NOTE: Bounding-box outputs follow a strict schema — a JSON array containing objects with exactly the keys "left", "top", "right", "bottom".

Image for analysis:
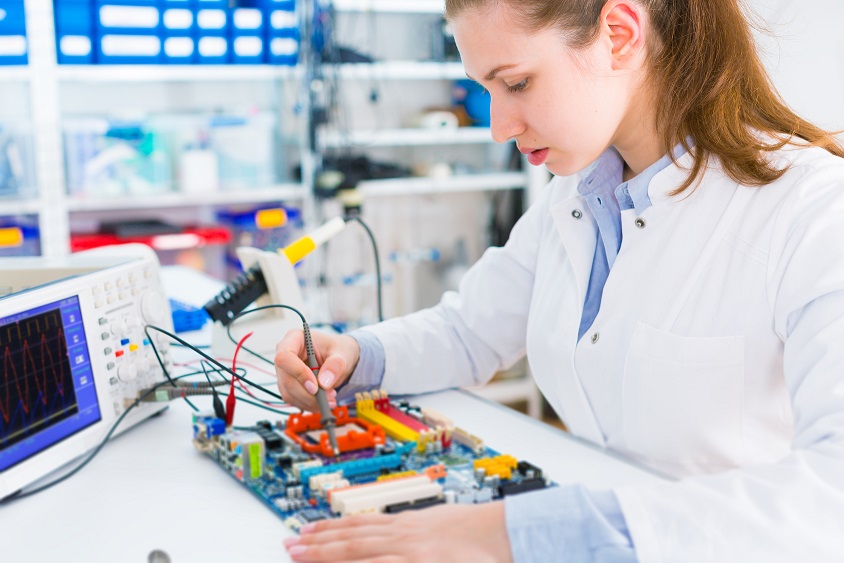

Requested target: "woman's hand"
[
  {"left": 274, "top": 330, "right": 360, "bottom": 412},
  {"left": 282, "top": 502, "right": 513, "bottom": 563}
]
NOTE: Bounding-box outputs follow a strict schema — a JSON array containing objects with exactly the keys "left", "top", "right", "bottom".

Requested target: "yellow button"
[{"left": 129, "top": 344, "right": 139, "bottom": 352}]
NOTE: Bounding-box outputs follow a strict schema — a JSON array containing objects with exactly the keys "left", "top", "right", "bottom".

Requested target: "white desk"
[{"left": 0, "top": 388, "right": 666, "bottom": 563}]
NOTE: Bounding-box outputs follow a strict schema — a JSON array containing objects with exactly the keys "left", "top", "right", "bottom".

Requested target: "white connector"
[{"left": 329, "top": 475, "right": 443, "bottom": 515}]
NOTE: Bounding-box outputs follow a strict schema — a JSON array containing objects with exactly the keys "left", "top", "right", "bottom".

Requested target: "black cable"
[
  {"left": 225, "top": 303, "right": 307, "bottom": 367},
  {"left": 201, "top": 360, "right": 227, "bottom": 420},
  {"left": 0, "top": 371, "right": 202, "bottom": 504},
  {"left": 144, "top": 324, "right": 284, "bottom": 403},
  {"left": 344, "top": 214, "right": 384, "bottom": 323}
]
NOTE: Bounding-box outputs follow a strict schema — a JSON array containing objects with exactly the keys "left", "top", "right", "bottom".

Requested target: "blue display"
[{"left": 0, "top": 297, "right": 101, "bottom": 472}]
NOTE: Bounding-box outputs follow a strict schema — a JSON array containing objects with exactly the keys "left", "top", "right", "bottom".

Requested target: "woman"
[{"left": 276, "top": 0, "right": 844, "bottom": 560}]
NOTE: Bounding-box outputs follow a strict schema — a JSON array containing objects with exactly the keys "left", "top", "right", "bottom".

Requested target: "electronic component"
[
  {"left": 0, "top": 244, "right": 173, "bottom": 500},
  {"left": 497, "top": 477, "right": 547, "bottom": 497},
  {"left": 192, "top": 394, "right": 554, "bottom": 530}
]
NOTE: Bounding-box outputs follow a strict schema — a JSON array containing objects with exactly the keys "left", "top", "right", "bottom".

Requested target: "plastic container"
[
  {"left": 0, "top": 121, "right": 36, "bottom": 200},
  {"left": 207, "top": 112, "right": 276, "bottom": 189},
  {"left": 0, "top": 218, "right": 39, "bottom": 257},
  {"left": 265, "top": 0, "right": 298, "bottom": 66},
  {"left": 216, "top": 205, "right": 302, "bottom": 277},
  {"left": 194, "top": 5, "right": 229, "bottom": 64},
  {"left": 63, "top": 117, "right": 173, "bottom": 197},
  {"left": 70, "top": 225, "right": 231, "bottom": 278}
]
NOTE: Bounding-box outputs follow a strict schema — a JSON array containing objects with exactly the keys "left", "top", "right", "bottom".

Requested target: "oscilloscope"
[{"left": 0, "top": 244, "right": 173, "bottom": 499}]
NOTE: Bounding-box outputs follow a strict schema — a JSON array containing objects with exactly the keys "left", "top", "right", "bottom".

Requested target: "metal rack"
[{"left": 1, "top": 0, "right": 546, "bottom": 417}]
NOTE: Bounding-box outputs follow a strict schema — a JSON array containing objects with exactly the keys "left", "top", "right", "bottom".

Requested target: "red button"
[{"left": 115, "top": 350, "right": 124, "bottom": 357}]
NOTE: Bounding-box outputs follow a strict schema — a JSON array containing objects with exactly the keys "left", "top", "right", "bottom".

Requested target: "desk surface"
[{"left": 1, "top": 387, "right": 664, "bottom": 563}]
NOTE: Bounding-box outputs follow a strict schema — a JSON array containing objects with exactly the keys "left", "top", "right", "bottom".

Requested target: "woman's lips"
[{"left": 524, "top": 148, "right": 549, "bottom": 166}]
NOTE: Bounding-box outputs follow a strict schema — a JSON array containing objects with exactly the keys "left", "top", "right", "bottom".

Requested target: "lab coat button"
[
  {"left": 634, "top": 218, "right": 646, "bottom": 229},
  {"left": 591, "top": 332, "right": 600, "bottom": 344},
  {"left": 572, "top": 209, "right": 583, "bottom": 219}
]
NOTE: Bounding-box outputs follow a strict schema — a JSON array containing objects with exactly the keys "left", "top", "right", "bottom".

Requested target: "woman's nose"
[{"left": 489, "top": 95, "right": 525, "bottom": 144}]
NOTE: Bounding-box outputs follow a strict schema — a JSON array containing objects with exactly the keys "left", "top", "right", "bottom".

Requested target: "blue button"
[{"left": 120, "top": 338, "right": 130, "bottom": 346}]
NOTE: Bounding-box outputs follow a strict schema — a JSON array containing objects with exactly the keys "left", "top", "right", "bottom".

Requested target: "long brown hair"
[{"left": 445, "top": 0, "right": 844, "bottom": 194}]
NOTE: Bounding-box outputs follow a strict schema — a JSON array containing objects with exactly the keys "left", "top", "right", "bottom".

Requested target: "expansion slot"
[
  {"left": 329, "top": 475, "right": 443, "bottom": 515},
  {"left": 356, "top": 392, "right": 419, "bottom": 443}
]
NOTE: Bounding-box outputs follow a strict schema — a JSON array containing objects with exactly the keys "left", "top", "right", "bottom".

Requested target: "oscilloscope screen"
[{"left": 0, "top": 297, "right": 102, "bottom": 472}]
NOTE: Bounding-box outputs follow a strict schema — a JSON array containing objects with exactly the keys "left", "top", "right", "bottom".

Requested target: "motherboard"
[{"left": 191, "top": 390, "right": 551, "bottom": 531}]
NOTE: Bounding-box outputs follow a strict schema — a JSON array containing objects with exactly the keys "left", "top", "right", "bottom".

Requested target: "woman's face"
[{"left": 452, "top": 4, "right": 642, "bottom": 176}]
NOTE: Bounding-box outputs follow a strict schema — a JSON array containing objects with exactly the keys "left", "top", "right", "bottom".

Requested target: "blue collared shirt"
[
  {"left": 340, "top": 146, "right": 685, "bottom": 562},
  {"left": 577, "top": 147, "right": 680, "bottom": 340}
]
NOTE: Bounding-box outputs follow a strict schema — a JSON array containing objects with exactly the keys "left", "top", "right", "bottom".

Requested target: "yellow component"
[
  {"left": 255, "top": 208, "right": 287, "bottom": 230},
  {"left": 282, "top": 237, "right": 317, "bottom": 265},
  {"left": 355, "top": 392, "right": 419, "bottom": 443},
  {"left": 129, "top": 343, "right": 139, "bottom": 352},
  {"left": 377, "top": 470, "right": 418, "bottom": 482},
  {"left": 0, "top": 227, "right": 23, "bottom": 248},
  {"left": 474, "top": 455, "right": 517, "bottom": 480}
]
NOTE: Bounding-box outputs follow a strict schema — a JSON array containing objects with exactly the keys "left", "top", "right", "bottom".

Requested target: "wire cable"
[
  {"left": 144, "top": 324, "right": 284, "bottom": 403},
  {"left": 344, "top": 214, "right": 384, "bottom": 323},
  {"left": 0, "top": 370, "right": 210, "bottom": 504}
]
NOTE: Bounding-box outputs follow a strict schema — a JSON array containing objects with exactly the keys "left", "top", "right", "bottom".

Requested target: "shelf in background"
[
  {"left": 66, "top": 184, "right": 307, "bottom": 212},
  {"left": 320, "top": 127, "right": 493, "bottom": 148},
  {"left": 55, "top": 65, "right": 300, "bottom": 83},
  {"left": 0, "top": 66, "right": 31, "bottom": 82},
  {"left": 327, "top": 61, "right": 465, "bottom": 80},
  {"left": 357, "top": 172, "right": 526, "bottom": 196},
  {"left": 0, "top": 197, "right": 41, "bottom": 215},
  {"left": 332, "top": 0, "right": 444, "bottom": 13}
]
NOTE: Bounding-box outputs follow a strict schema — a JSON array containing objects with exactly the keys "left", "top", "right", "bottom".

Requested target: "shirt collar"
[{"left": 577, "top": 142, "right": 689, "bottom": 213}]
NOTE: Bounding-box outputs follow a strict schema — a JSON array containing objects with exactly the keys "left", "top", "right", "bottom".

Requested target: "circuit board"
[{"left": 192, "top": 391, "right": 551, "bottom": 531}]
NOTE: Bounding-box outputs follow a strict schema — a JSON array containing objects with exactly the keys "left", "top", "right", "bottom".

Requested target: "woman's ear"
[{"left": 600, "top": 0, "right": 648, "bottom": 71}]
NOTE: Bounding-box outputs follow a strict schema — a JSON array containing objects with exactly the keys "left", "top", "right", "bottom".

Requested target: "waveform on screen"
[{"left": 0, "top": 309, "right": 79, "bottom": 449}]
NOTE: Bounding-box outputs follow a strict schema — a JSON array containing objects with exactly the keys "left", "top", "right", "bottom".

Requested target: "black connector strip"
[
  {"left": 203, "top": 264, "right": 269, "bottom": 326},
  {"left": 497, "top": 477, "right": 546, "bottom": 498},
  {"left": 516, "top": 460, "right": 544, "bottom": 480},
  {"left": 384, "top": 495, "right": 447, "bottom": 514}
]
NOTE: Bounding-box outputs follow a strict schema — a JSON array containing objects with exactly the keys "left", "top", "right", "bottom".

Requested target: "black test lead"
[{"left": 302, "top": 322, "right": 340, "bottom": 458}]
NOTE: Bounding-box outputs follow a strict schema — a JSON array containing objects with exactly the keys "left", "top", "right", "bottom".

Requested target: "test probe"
[{"left": 302, "top": 322, "right": 340, "bottom": 457}]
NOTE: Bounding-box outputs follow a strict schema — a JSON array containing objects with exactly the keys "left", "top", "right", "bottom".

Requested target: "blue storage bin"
[
  {"left": 231, "top": 6, "right": 262, "bottom": 33},
  {"left": 265, "top": 2, "right": 296, "bottom": 33},
  {"left": 162, "top": 34, "right": 194, "bottom": 63},
  {"left": 96, "top": 2, "right": 160, "bottom": 35},
  {"left": 264, "top": 0, "right": 294, "bottom": 10},
  {"left": 195, "top": 34, "right": 227, "bottom": 64},
  {"left": 56, "top": 33, "right": 94, "bottom": 64},
  {"left": 0, "top": 34, "right": 26, "bottom": 65},
  {"left": 97, "top": 33, "right": 162, "bottom": 64},
  {"left": 194, "top": 0, "right": 226, "bottom": 8},
  {"left": 194, "top": 6, "right": 227, "bottom": 35},
  {"left": 162, "top": 0, "right": 191, "bottom": 5},
  {"left": 161, "top": 6, "right": 194, "bottom": 35},
  {"left": 267, "top": 30, "right": 297, "bottom": 66},
  {"left": 55, "top": 2, "right": 93, "bottom": 34},
  {"left": 0, "top": 1, "right": 27, "bottom": 34},
  {"left": 231, "top": 34, "right": 263, "bottom": 64}
]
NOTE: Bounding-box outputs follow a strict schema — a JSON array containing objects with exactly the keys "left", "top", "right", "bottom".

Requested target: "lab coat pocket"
[{"left": 622, "top": 321, "right": 745, "bottom": 474}]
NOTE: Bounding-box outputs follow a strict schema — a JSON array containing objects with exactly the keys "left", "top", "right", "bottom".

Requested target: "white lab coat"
[{"left": 361, "top": 144, "right": 844, "bottom": 561}]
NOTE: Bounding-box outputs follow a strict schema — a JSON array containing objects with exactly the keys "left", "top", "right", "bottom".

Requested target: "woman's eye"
[{"left": 507, "top": 79, "right": 529, "bottom": 93}]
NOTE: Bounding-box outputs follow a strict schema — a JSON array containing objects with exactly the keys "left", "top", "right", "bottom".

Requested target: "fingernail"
[
  {"left": 304, "top": 380, "right": 318, "bottom": 395},
  {"left": 283, "top": 537, "right": 301, "bottom": 548},
  {"left": 318, "top": 370, "right": 335, "bottom": 388},
  {"left": 287, "top": 545, "right": 307, "bottom": 557},
  {"left": 299, "top": 523, "right": 315, "bottom": 534}
]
